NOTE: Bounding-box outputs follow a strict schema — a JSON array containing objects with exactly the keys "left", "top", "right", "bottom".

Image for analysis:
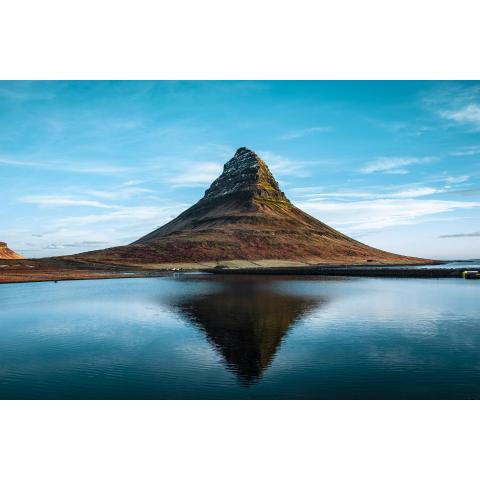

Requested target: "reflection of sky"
[{"left": 1, "top": 275, "right": 480, "bottom": 398}]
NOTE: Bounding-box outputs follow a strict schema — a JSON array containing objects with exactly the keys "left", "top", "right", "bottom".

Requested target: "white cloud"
[
  {"left": 373, "top": 120, "right": 433, "bottom": 137},
  {"left": 279, "top": 126, "right": 332, "bottom": 140},
  {"left": 86, "top": 186, "right": 155, "bottom": 200},
  {"left": 445, "top": 175, "right": 470, "bottom": 184},
  {"left": 387, "top": 187, "right": 439, "bottom": 198},
  {"left": 121, "top": 180, "right": 145, "bottom": 187},
  {"left": 170, "top": 162, "right": 223, "bottom": 187},
  {"left": 0, "top": 85, "right": 55, "bottom": 102},
  {"left": 54, "top": 205, "right": 185, "bottom": 227},
  {"left": 19, "top": 195, "right": 114, "bottom": 209},
  {"left": 297, "top": 198, "right": 480, "bottom": 234},
  {"left": 293, "top": 191, "right": 372, "bottom": 200},
  {"left": 41, "top": 240, "right": 111, "bottom": 251},
  {"left": 68, "top": 164, "right": 131, "bottom": 174},
  {"left": 0, "top": 158, "right": 39, "bottom": 168},
  {"left": 360, "top": 156, "right": 436, "bottom": 174},
  {"left": 293, "top": 186, "right": 441, "bottom": 202},
  {"left": 452, "top": 145, "right": 480, "bottom": 156},
  {"left": 424, "top": 83, "right": 480, "bottom": 131},
  {"left": 0, "top": 156, "right": 130, "bottom": 174},
  {"left": 12, "top": 202, "right": 188, "bottom": 256},
  {"left": 259, "top": 151, "right": 311, "bottom": 178},
  {"left": 440, "top": 104, "right": 480, "bottom": 130}
]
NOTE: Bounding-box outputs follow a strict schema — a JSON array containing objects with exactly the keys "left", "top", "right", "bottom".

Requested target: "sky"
[{"left": 0, "top": 80, "right": 479, "bottom": 260}]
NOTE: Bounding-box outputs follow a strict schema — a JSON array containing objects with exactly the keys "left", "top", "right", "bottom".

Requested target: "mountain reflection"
[{"left": 169, "top": 277, "right": 325, "bottom": 385}]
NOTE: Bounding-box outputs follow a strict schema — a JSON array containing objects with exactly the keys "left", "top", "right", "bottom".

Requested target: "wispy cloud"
[
  {"left": 53, "top": 204, "right": 185, "bottom": 228},
  {"left": 44, "top": 240, "right": 109, "bottom": 250},
  {"left": 445, "top": 187, "right": 480, "bottom": 196},
  {"left": 86, "top": 186, "right": 155, "bottom": 200},
  {"left": 279, "top": 126, "right": 332, "bottom": 140},
  {"left": 293, "top": 186, "right": 441, "bottom": 202},
  {"left": 440, "top": 104, "right": 480, "bottom": 131},
  {"left": 19, "top": 195, "right": 115, "bottom": 209},
  {"left": 445, "top": 175, "right": 470, "bottom": 184},
  {"left": 439, "top": 231, "right": 480, "bottom": 238},
  {"left": 67, "top": 164, "right": 131, "bottom": 174},
  {"left": 291, "top": 180, "right": 479, "bottom": 234},
  {"left": 0, "top": 156, "right": 130, "bottom": 175},
  {"left": 0, "top": 84, "right": 56, "bottom": 102},
  {"left": 360, "top": 156, "right": 436, "bottom": 174},
  {"left": 13, "top": 203, "right": 187, "bottom": 256},
  {"left": 423, "top": 83, "right": 480, "bottom": 131},
  {"left": 385, "top": 187, "right": 439, "bottom": 198},
  {"left": 291, "top": 190, "right": 372, "bottom": 200},
  {"left": 298, "top": 198, "right": 480, "bottom": 234},
  {"left": 259, "top": 151, "right": 312, "bottom": 178},
  {"left": 372, "top": 120, "right": 433, "bottom": 137},
  {"left": 451, "top": 145, "right": 480, "bottom": 157},
  {"left": 170, "top": 162, "right": 223, "bottom": 187}
]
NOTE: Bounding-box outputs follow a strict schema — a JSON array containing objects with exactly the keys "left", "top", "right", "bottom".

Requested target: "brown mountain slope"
[
  {"left": 0, "top": 242, "right": 23, "bottom": 259},
  {"left": 73, "top": 147, "right": 433, "bottom": 267}
]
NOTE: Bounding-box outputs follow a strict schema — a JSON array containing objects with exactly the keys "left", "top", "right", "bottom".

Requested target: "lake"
[{"left": 0, "top": 273, "right": 479, "bottom": 399}]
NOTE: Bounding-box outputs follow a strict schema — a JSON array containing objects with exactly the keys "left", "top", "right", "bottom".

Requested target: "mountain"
[
  {"left": 74, "top": 147, "right": 431, "bottom": 267},
  {"left": 0, "top": 242, "right": 23, "bottom": 259}
]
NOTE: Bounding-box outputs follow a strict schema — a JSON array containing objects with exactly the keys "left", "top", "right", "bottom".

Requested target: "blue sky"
[{"left": 0, "top": 80, "right": 479, "bottom": 259}]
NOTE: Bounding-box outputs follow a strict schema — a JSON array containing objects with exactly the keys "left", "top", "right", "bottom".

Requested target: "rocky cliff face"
[
  {"left": 0, "top": 242, "right": 23, "bottom": 259},
  {"left": 203, "top": 147, "right": 289, "bottom": 203},
  {"left": 74, "top": 147, "right": 431, "bottom": 266}
]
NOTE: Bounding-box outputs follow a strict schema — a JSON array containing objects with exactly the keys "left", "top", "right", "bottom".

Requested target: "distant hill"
[
  {"left": 73, "top": 147, "right": 432, "bottom": 267},
  {"left": 0, "top": 242, "right": 23, "bottom": 259}
]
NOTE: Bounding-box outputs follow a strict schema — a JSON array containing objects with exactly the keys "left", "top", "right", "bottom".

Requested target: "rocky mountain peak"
[{"left": 203, "top": 147, "right": 289, "bottom": 204}]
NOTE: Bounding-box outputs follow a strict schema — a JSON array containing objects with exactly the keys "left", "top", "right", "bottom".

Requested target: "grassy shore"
[{"left": 0, "top": 256, "right": 465, "bottom": 284}]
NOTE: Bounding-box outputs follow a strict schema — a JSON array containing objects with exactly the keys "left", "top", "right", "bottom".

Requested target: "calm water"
[{"left": 0, "top": 274, "right": 479, "bottom": 399}]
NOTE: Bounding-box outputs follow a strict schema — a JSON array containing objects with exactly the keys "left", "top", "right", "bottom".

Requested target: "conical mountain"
[
  {"left": 0, "top": 242, "right": 23, "bottom": 260},
  {"left": 135, "top": 147, "right": 296, "bottom": 242},
  {"left": 75, "top": 147, "right": 429, "bottom": 266}
]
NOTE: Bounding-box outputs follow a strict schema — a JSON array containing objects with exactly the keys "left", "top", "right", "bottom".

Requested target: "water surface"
[{"left": 0, "top": 274, "right": 479, "bottom": 399}]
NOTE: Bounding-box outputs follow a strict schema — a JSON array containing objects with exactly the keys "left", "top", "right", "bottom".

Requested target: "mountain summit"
[
  {"left": 75, "top": 147, "right": 429, "bottom": 267},
  {"left": 204, "top": 147, "right": 288, "bottom": 203},
  {"left": 135, "top": 147, "right": 293, "bottom": 242}
]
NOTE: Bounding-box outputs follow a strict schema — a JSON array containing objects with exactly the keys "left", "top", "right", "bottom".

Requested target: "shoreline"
[
  {"left": 0, "top": 272, "right": 171, "bottom": 285},
  {"left": 203, "top": 266, "right": 470, "bottom": 278},
  {"left": 0, "top": 258, "right": 171, "bottom": 285},
  {"left": 1, "top": 258, "right": 478, "bottom": 285}
]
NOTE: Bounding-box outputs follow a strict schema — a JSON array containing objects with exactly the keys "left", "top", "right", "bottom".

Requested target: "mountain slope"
[
  {"left": 0, "top": 242, "right": 23, "bottom": 260},
  {"left": 74, "top": 147, "right": 432, "bottom": 266}
]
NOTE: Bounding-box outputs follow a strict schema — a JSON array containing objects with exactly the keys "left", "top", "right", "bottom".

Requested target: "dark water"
[{"left": 0, "top": 274, "right": 479, "bottom": 399}]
